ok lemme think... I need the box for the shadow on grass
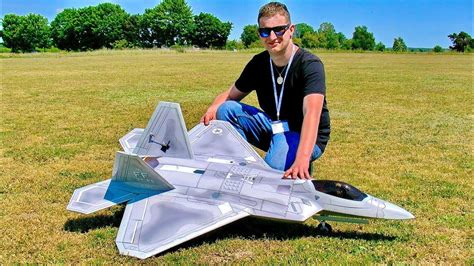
[160,217,396,255]
[64,207,395,255]
[64,206,125,233]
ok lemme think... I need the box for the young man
[201,2,330,180]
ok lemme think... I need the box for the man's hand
[200,104,219,126]
[200,85,249,126]
[282,94,324,180]
[283,158,312,180]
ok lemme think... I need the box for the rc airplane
[67,101,414,259]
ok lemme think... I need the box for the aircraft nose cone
[383,202,415,220]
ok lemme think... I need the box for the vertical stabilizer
[112,151,174,192]
[133,102,193,158]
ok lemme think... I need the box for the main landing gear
[316,221,333,234]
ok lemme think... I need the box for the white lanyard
[269,45,296,120]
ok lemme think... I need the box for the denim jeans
[216,100,322,171]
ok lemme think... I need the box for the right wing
[116,192,249,259]
[188,120,270,168]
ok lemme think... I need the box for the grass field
[1,49,472,264]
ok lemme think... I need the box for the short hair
[258,2,291,24]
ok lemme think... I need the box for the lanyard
[269,45,296,120]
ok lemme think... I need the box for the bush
[433,45,443,53]
[375,42,386,52]
[113,39,130,50]
[0,47,12,53]
[36,47,62,53]
[225,40,244,50]
[292,37,303,47]
[170,44,186,53]
[248,40,263,49]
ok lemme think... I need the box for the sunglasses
[258,24,290,38]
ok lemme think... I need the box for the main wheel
[316,221,333,234]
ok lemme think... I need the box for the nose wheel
[316,221,332,234]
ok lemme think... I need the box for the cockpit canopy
[311,180,367,201]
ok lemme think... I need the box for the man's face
[258,14,294,55]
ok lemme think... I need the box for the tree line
[1,0,473,53]
[1,0,231,52]
[240,22,473,53]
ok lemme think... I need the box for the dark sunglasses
[258,24,290,38]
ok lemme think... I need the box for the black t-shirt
[235,48,330,152]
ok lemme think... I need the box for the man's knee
[216,100,241,121]
[264,155,286,171]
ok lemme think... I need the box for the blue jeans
[216,101,323,171]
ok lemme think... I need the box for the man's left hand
[283,158,312,180]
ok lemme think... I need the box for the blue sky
[2,0,472,48]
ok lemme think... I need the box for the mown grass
[1,49,472,264]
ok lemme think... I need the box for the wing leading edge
[116,192,249,259]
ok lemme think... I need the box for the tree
[375,42,386,51]
[93,3,130,48]
[448,31,472,52]
[433,45,443,53]
[317,22,339,49]
[190,13,232,48]
[392,37,407,52]
[241,24,259,48]
[141,0,194,47]
[123,14,142,47]
[336,32,347,49]
[351,26,375,50]
[341,38,353,50]
[301,32,321,49]
[51,4,129,50]
[50,8,79,50]
[294,23,314,38]
[1,13,50,52]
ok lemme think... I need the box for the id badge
[271,120,289,135]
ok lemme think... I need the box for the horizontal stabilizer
[120,128,144,154]
[67,180,136,214]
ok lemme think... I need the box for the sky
[1,0,472,48]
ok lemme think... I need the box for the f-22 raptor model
[67,101,414,259]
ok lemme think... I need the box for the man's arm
[284,93,324,179]
[200,84,249,125]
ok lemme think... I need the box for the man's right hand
[200,105,219,126]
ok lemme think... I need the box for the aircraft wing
[116,192,249,259]
[188,120,270,168]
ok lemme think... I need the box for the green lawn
[1,50,472,264]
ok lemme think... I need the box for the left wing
[116,192,249,259]
[188,120,270,168]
